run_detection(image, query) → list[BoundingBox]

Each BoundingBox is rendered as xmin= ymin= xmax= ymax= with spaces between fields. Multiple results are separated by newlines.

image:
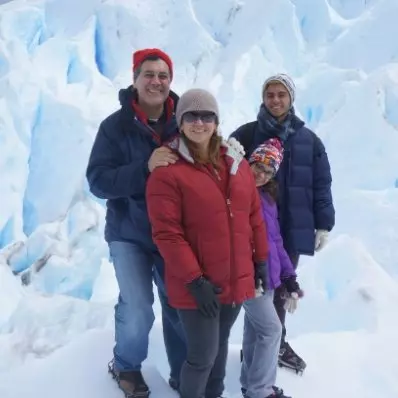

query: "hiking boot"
xmin=241 ymin=386 xmax=285 ymax=397
xmin=266 ymin=390 xmax=292 ymax=398
xmin=168 ymin=377 xmax=179 ymax=391
xmin=108 ymin=359 xmax=150 ymax=397
xmin=278 ymin=341 xmax=306 ymax=374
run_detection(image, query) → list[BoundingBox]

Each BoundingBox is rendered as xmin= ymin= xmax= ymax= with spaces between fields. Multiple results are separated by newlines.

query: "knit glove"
xmin=227 ymin=137 xmax=246 ymax=156
xmin=284 ymin=292 xmax=300 ymax=314
xmin=254 ymin=261 xmax=268 ymax=291
xmin=282 ymin=276 xmax=304 ymax=314
xmin=187 ymin=276 xmax=222 ymax=318
xmin=315 ymin=229 xmax=329 ymax=252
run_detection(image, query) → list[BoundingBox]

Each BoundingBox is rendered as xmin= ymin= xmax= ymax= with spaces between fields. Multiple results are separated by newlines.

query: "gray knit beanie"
xmin=262 ymin=73 xmax=296 ymax=104
xmin=176 ymin=88 xmax=219 ymax=127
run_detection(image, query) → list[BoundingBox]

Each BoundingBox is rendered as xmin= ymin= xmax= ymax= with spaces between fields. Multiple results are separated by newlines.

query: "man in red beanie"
xmin=86 ymin=48 xmax=185 ymax=397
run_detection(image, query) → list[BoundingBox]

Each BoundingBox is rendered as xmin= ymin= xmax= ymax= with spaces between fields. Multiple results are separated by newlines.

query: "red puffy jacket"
xmin=146 ymin=137 xmax=268 ymax=309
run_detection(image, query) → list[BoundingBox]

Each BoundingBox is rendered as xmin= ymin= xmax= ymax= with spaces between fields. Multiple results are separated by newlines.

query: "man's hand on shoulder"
xmin=148 ymin=147 xmax=178 ymax=172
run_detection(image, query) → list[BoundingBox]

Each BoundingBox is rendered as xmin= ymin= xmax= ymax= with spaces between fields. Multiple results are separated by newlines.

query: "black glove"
xmin=254 ymin=261 xmax=268 ymax=290
xmin=186 ymin=276 xmax=222 ymax=318
xmin=283 ymin=276 xmax=303 ymax=297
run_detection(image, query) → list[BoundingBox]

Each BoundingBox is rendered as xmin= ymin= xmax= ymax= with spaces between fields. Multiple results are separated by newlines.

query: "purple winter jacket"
xmin=259 ymin=189 xmax=296 ymax=290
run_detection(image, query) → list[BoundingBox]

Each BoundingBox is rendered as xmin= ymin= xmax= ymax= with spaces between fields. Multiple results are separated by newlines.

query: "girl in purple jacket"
xmin=240 ymin=138 xmax=303 ymax=398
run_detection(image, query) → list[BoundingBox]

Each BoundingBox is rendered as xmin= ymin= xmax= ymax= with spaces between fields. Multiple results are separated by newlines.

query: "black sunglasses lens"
xmin=183 ymin=112 xmax=216 ymax=123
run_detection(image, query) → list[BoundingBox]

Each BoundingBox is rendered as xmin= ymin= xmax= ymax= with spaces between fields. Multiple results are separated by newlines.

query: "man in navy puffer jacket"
xmin=86 ymin=48 xmax=185 ymax=398
xmin=230 ymin=74 xmax=335 ymax=373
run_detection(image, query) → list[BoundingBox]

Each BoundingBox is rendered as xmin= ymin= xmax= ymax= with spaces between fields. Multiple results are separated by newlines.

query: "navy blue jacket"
xmin=230 ymin=115 xmax=335 ymax=256
xmin=86 ymin=86 xmax=179 ymax=250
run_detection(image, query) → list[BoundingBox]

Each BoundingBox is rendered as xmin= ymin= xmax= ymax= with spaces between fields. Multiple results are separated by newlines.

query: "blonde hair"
xmin=182 ymin=132 xmax=222 ymax=167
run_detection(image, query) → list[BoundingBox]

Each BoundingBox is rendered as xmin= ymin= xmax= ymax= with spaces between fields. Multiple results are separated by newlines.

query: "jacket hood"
xmin=167 ymin=136 xmax=244 ymax=176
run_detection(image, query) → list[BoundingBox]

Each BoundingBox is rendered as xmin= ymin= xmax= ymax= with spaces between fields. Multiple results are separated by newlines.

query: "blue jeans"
xmin=109 ymin=241 xmax=186 ymax=382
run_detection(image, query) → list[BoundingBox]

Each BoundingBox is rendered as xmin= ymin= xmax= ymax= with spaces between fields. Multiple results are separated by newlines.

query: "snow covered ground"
xmin=1 ymin=0 xmax=398 ymax=396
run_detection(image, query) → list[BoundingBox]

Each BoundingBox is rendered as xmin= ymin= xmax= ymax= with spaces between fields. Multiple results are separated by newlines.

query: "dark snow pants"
xmin=273 ymin=253 xmax=300 ymax=344
xmin=178 ymin=304 xmax=241 ymax=398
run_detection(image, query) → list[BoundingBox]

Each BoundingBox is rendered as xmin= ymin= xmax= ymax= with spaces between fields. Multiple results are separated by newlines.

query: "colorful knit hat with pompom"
xmin=249 ymin=138 xmax=284 ymax=174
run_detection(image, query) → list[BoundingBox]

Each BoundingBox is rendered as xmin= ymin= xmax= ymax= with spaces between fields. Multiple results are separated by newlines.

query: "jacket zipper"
xmin=204 ymin=164 xmax=236 ymax=307
xmin=226 ymin=197 xmax=235 ymax=307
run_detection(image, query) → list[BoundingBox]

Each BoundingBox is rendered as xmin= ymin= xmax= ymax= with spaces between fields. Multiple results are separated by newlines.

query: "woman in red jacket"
xmin=146 ymin=88 xmax=269 ymax=398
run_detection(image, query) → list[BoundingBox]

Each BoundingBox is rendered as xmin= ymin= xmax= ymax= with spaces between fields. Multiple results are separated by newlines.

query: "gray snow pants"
xmin=240 ymin=290 xmax=282 ymax=398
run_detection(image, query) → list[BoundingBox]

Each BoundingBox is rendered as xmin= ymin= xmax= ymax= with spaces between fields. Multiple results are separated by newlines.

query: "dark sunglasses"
xmin=182 ymin=112 xmax=217 ymax=123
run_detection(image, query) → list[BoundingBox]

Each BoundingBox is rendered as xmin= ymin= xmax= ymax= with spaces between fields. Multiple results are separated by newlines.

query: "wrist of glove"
xmin=187 ymin=276 xmax=222 ymax=318
xmin=254 ymin=261 xmax=268 ymax=292
xmin=283 ymin=276 xmax=304 ymax=297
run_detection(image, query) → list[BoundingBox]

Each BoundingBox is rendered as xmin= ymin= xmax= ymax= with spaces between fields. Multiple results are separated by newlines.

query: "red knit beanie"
xmin=132 ymin=48 xmax=173 ymax=80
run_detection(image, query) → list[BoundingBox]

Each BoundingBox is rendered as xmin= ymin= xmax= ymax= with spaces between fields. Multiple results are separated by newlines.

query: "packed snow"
xmin=1 ymin=0 xmax=398 ymax=397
